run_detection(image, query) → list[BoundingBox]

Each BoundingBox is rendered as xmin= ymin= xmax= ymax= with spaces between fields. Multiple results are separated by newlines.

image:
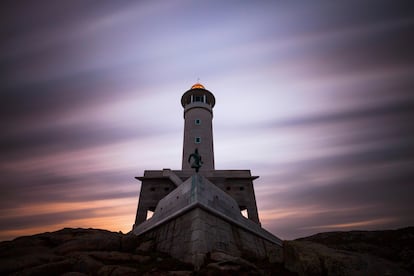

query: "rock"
xmin=120 ymin=233 xmax=141 ymax=252
xmin=283 ymin=240 xmax=412 ymax=276
xmin=206 ymin=262 xmax=241 ymax=271
xmin=16 ymin=259 xmax=73 ymax=276
xmin=55 ymin=230 xmax=121 ymax=255
xmin=167 ymin=271 xmax=193 ymax=275
xmin=210 ymin=251 xmax=238 ymax=262
xmin=142 ymin=270 xmax=169 ymax=276
xmin=267 ymin=243 xmax=284 ymax=263
xmin=89 ymin=251 xmax=133 ymax=262
xmin=205 ymin=251 xmax=261 ymax=274
xmin=1 ymin=226 xmax=412 ymax=275
xmin=136 ymin=239 xmax=155 ymax=252
xmin=87 ymin=251 xmax=151 ymax=264
xmin=0 ymin=252 xmax=63 ymax=274
xmin=132 ymin=254 xmax=152 ymax=263
xmin=210 ymin=251 xmax=257 ymax=269
xmin=61 ymin=272 xmax=88 ymax=276
xmin=0 ymin=236 xmax=52 ymax=256
xmin=72 ymin=253 xmax=104 ymax=274
xmin=298 ymin=227 xmax=414 ymax=274
xmin=97 ymin=265 xmax=137 ymax=276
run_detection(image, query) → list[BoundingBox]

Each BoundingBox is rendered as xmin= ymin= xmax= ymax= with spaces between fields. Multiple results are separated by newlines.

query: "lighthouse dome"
xmin=191 ymin=83 xmax=205 ymax=89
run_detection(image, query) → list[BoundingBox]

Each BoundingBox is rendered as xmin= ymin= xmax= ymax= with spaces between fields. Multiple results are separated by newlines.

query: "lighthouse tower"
xmin=181 ymin=83 xmax=215 ymax=171
xmin=132 ymin=83 xmax=283 ymax=267
xmin=134 ymin=83 xmax=261 ymax=226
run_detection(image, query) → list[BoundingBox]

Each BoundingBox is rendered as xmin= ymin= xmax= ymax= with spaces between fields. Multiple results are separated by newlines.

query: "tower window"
xmin=195 ymin=119 xmax=201 ymax=125
xmin=195 ymin=137 xmax=201 ymax=143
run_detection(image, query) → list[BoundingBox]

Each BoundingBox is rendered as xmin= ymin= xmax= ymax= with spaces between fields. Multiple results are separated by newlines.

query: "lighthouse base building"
xmin=132 ymin=84 xmax=282 ymax=268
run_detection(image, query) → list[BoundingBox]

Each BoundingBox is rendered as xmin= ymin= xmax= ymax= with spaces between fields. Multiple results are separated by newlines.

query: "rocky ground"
xmin=0 ymin=227 xmax=412 ymax=275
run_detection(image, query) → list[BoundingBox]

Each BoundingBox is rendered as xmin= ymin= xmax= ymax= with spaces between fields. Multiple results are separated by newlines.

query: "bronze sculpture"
xmin=188 ymin=148 xmax=203 ymax=172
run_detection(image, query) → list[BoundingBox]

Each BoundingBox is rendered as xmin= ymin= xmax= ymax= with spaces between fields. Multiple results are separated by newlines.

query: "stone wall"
xmin=142 ymin=207 xmax=282 ymax=268
xmin=134 ymin=169 xmax=262 ymax=226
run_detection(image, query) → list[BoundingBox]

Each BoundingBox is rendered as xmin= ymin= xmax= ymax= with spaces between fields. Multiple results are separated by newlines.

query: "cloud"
xmin=0 ymin=167 xmax=136 ymax=208
xmin=0 ymin=121 xmax=160 ymax=160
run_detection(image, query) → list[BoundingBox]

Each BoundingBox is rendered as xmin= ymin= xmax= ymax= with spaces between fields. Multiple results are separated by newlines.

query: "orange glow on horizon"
xmin=0 ymin=214 xmax=135 ymax=242
xmin=0 ymin=197 xmax=138 ymax=241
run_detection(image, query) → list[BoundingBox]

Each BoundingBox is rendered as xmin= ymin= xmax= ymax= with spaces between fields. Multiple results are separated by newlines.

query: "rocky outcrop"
xmin=0 ymin=228 xmax=193 ymax=275
xmin=297 ymin=226 xmax=414 ymax=274
xmin=0 ymin=227 xmax=413 ymax=275
xmin=283 ymin=240 xmax=412 ymax=276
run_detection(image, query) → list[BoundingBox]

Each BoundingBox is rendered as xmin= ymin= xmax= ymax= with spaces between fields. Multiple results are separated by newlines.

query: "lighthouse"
xmin=181 ymin=83 xmax=215 ymax=171
xmin=133 ymin=83 xmax=262 ymax=225
xmin=132 ymin=83 xmax=282 ymax=267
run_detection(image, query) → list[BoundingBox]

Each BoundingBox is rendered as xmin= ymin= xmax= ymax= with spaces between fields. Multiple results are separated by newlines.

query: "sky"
xmin=1 ymin=0 xmax=414 ymax=241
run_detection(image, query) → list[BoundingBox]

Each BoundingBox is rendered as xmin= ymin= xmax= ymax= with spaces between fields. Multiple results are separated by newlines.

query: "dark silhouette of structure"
xmin=134 ymin=84 xmax=260 ymax=226
xmin=132 ymin=84 xmax=281 ymax=267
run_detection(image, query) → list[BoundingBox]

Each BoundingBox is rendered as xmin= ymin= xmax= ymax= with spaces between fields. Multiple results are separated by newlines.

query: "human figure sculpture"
xmin=188 ymin=148 xmax=203 ymax=172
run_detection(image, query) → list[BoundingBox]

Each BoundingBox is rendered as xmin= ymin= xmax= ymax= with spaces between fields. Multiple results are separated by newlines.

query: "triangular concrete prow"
xmin=133 ymin=174 xmax=282 ymax=268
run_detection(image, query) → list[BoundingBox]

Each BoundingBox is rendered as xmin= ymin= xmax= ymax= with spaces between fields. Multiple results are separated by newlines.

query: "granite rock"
xmin=1 ymin=227 xmax=412 ymax=275
xmin=284 ymin=240 xmax=412 ymax=276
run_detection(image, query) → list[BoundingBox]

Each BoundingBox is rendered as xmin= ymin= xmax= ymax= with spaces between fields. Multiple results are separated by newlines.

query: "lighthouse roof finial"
xmin=191 ymin=81 xmax=205 ymax=89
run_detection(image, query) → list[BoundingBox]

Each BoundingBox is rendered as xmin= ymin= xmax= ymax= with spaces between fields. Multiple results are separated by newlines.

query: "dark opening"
xmin=146 ymin=210 xmax=154 ymax=220
xmin=194 ymin=95 xmax=203 ymax=102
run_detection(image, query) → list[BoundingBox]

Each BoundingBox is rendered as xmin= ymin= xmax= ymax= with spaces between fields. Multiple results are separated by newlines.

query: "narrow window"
xmin=195 ymin=137 xmax=201 ymax=144
xmin=195 ymin=119 xmax=201 ymax=125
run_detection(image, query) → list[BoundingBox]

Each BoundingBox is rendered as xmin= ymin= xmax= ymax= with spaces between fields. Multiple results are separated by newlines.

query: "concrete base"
xmin=142 ymin=207 xmax=282 ymax=268
xmin=133 ymin=174 xmax=282 ymax=268
xmin=134 ymin=169 xmax=262 ymax=226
